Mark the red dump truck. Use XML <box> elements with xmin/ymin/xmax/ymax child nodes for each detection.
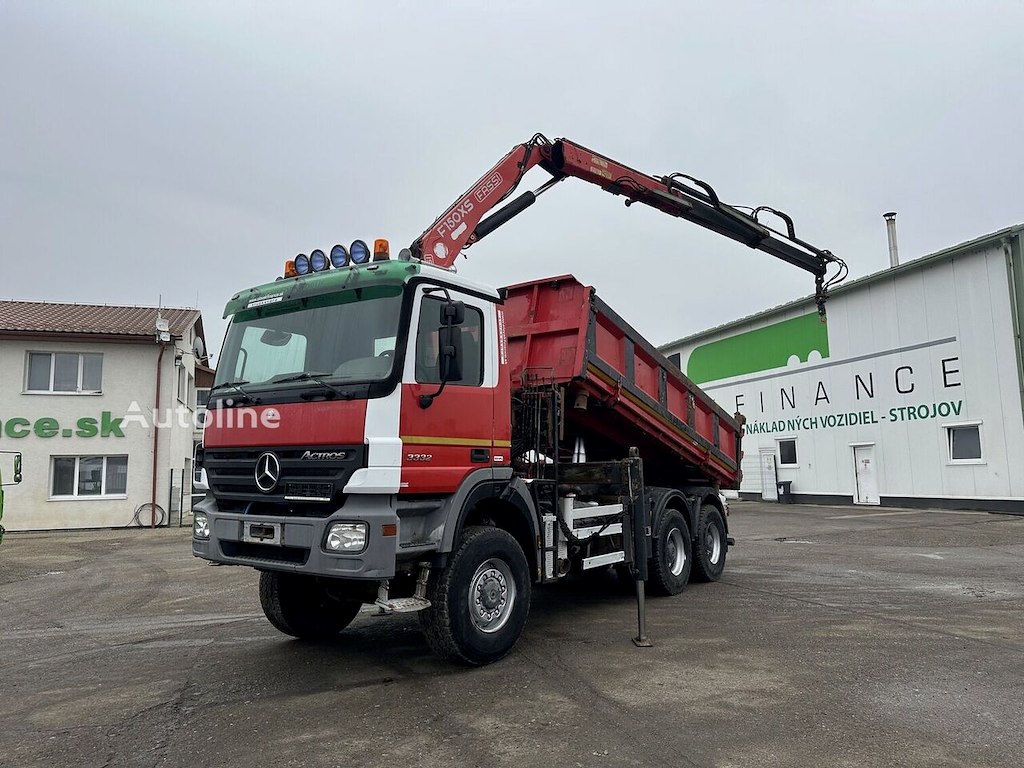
<box><xmin>193</xmin><ymin>134</ymin><xmax>844</xmax><ymax>663</ymax></box>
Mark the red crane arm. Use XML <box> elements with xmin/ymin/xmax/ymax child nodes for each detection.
<box><xmin>410</xmin><ymin>134</ymin><xmax>847</xmax><ymax>314</ymax></box>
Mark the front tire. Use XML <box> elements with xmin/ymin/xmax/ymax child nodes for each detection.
<box><xmin>420</xmin><ymin>526</ymin><xmax>531</xmax><ymax>665</ymax></box>
<box><xmin>649</xmin><ymin>509</ymin><xmax>692</xmax><ymax>595</ymax></box>
<box><xmin>691</xmin><ymin>504</ymin><xmax>727</xmax><ymax>582</ymax></box>
<box><xmin>259</xmin><ymin>571</ymin><xmax>361</xmax><ymax>640</ymax></box>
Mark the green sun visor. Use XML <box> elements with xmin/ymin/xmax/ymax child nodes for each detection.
<box><xmin>223</xmin><ymin>261</ymin><xmax>421</xmax><ymax>319</ymax></box>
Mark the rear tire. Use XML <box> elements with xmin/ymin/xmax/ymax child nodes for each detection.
<box><xmin>259</xmin><ymin>571</ymin><xmax>361</xmax><ymax>640</ymax></box>
<box><xmin>649</xmin><ymin>509</ymin><xmax>692</xmax><ymax>595</ymax></box>
<box><xmin>691</xmin><ymin>504</ymin><xmax>727</xmax><ymax>582</ymax></box>
<box><xmin>420</xmin><ymin>526</ymin><xmax>531</xmax><ymax>665</ymax></box>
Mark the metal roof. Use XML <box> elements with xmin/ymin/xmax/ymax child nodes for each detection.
<box><xmin>0</xmin><ymin>301</ymin><xmax>202</xmax><ymax>339</ymax></box>
<box><xmin>659</xmin><ymin>222</ymin><xmax>1024</xmax><ymax>351</ymax></box>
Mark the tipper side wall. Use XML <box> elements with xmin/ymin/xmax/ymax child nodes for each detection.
<box><xmin>502</xmin><ymin>275</ymin><xmax>742</xmax><ymax>489</ymax></box>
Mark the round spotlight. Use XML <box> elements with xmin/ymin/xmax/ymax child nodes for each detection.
<box><xmin>294</xmin><ymin>254</ymin><xmax>311</xmax><ymax>275</ymax></box>
<box><xmin>350</xmin><ymin>239</ymin><xmax>371</xmax><ymax>264</ymax></box>
<box><xmin>330</xmin><ymin>244</ymin><xmax>350</xmax><ymax>268</ymax></box>
<box><xmin>310</xmin><ymin>249</ymin><xmax>328</xmax><ymax>272</ymax></box>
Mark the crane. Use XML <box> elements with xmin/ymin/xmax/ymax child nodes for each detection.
<box><xmin>410</xmin><ymin>133</ymin><xmax>847</xmax><ymax>317</ymax></box>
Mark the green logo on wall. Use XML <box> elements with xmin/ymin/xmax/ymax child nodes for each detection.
<box><xmin>0</xmin><ymin>412</ymin><xmax>125</xmax><ymax>439</ymax></box>
<box><xmin>687</xmin><ymin>312</ymin><xmax>829</xmax><ymax>385</ymax></box>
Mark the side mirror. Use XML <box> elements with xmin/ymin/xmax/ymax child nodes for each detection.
<box><xmin>13</xmin><ymin>454</ymin><xmax>21</xmax><ymax>484</ymax></box>
<box><xmin>439</xmin><ymin>300</ymin><xmax>465</xmax><ymax>326</ymax></box>
<box><xmin>437</xmin><ymin>325</ymin><xmax>463</xmax><ymax>383</ymax></box>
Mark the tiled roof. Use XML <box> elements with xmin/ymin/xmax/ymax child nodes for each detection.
<box><xmin>0</xmin><ymin>301</ymin><xmax>201</xmax><ymax>338</ymax></box>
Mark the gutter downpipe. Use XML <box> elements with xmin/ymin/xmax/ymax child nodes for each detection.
<box><xmin>152</xmin><ymin>342</ymin><xmax>167</xmax><ymax>528</ymax></box>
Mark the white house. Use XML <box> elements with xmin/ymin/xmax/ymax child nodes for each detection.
<box><xmin>0</xmin><ymin>302</ymin><xmax>208</xmax><ymax>530</ymax></box>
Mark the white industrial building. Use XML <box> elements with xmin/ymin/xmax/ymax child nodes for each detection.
<box><xmin>661</xmin><ymin>223</ymin><xmax>1024</xmax><ymax>513</ymax></box>
<box><xmin>0</xmin><ymin>302</ymin><xmax>209</xmax><ymax>530</ymax></box>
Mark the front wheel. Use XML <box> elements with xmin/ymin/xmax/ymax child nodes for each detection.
<box><xmin>691</xmin><ymin>504</ymin><xmax>727</xmax><ymax>582</ymax></box>
<box><xmin>259</xmin><ymin>571</ymin><xmax>361</xmax><ymax>640</ymax></box>
<box><xmin>420</xmin><ymin>526</ymin><xmax>531</xmax><ymax>665</ymax></box>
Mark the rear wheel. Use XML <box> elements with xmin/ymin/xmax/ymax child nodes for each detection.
<box><xmin>420</xmin><ymin>526</ymin><xmax>531</xmax><ymax>665</ymax></box>
<box><xmin>691</xmin><ymin>504</ymin><xmax>727</xmax><ymax>582</ymax></box>
<box><xmin>259</xmin><ymin>571</ymin><xmax>361</xmax><ymax>640</ymax></box>
<box><xmin>649</xmin><ymin>509</ymin><xmax>692</xmax><ymax>595</ymax></box>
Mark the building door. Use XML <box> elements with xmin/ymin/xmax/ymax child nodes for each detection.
<box><xmin>760</xmin><ymin>449</ymin><xmax>778</xmax><ymax>501</ymax></box>
<box><xmin>853</xmin><ymin>444</ymin><xmax>880</xmax><ymax>505</ymax></box>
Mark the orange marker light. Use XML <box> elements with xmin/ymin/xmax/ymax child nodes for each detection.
<box><xmin>284</xmin><ymin>259</ymin><xmax>298</xmax><ymax>278</ymax></box>
<box><xmin>373</xmin><ymin>239</ymin><xmax>390</xmax><ymax>261</ymax></box>
<box><xmin>381</xmin><ymin>523</ymin><xmax>397</xmax><ymax>537</ymax></box>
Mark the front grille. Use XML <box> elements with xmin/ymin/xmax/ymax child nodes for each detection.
<box><xmin>204</xmin><ymin>445</ymin><xmax>365</xmax><ymax>510</ymax></box>
<box><xmin>220</xmin><ymin>540</ymin><xmax>310</xmax><ymax>565</ymax></box>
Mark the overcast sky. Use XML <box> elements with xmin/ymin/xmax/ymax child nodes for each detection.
<box><xmin>3</xmin><ymin>1</ymin><xmax>1023</xmax><ymax>361</ymax></box>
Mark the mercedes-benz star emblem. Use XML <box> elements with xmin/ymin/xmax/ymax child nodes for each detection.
<box><xmin>254</xmin><ymin>452</ymin><xmax>280</xmax><ymax>493</ymax></box>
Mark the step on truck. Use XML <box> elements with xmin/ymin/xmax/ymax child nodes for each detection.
<box><xmin>193</xmin><ymin>134</ymin><xmax>846</xmax><ymax>664</ymax></box>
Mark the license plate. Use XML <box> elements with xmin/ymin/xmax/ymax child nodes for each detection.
<box><xmin>243</xmin><ymin>521</ymin><xmax>281</xmax><ymax>545</ymax></box>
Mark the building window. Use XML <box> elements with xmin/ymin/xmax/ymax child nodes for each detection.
<box><xmin>177</xmin><ymin>366</ymin><xmax>192</xmax><ymax>407</ymax></box>
<box><xmin>946</xmin><ymin>423</ymin><xmax>982</xmax><ymax>463</ymax></box>
<box><xmin>777</xmin><ymin>438</ymin><xmax>798</xmax><ymax>467</ymax></box>
<box><xmin>51</xmin><ymin>456</ymin><xmax>128</xmax><ymax>498</ymax></box>
<box><xmin>26</xmin><ymin>352</ymin><xmax>103</xmax><ymax>394</ymax></box>
<box><xmin>196</xmin><ymin>387</ymin><xmax>210</xmax><ymax>427</ymax></box>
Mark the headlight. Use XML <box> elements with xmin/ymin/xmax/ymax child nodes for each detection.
<box><xmin>193</xmin><ymin>512</ymin><xmax>210</xmax><ymax>539</ymax></box>
<box><xmin>325</xmin><ymin>522</ymin><xmax>368</xmax><ymax>552</ymax></box>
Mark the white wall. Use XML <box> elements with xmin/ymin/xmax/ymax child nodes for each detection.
<box><xmin>0</xmin><ymin>333</ymin><xmax>200</xmax><ymax>530</ymax></box>
<box><xmin>663</xmin><ymin>240</ymin><xmax>1024</xmax><ymax>505</ymax></box>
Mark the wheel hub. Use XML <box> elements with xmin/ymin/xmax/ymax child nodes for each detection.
<box><xmin>469</xmin><ymin>558</ymin><xmax>516</xmax><ymax>634</ymax></box>
<box><xmin>667</xmin><ymin>527</ymin><xmax>686</xmax><ymax>576</ymax></box>
<box><xmin>704</xmin><ymin>523</ymin><xmax>722</xmax><ymax>563</ymax></box>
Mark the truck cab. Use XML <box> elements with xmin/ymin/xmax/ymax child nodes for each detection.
<box><xmin>194</xmin><ymin>258</ymin><xmax>512</xmax><ymax>582</ymax></box>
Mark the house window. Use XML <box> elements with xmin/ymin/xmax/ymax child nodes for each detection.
<box><xmin>50</xmin><ymin>456</ymin><xmax>128</xmax><ymax>498</ymax></box>
<box><xmin>946</xmin><ymin>423</ymin><xmax>982</xmax><ymax>463</ymax></box>
<box><xmin>777</xmin><ymin>438</ymin><xmax>798</xmax><ymax>467</ymax></box>
<box><xmin>26</xmin><ymin>352</ymin><xmax>103</xmax><ymax>393</ymax></box>
<box><xmin>196</xmin><ymin>388</ymin><xmax>210</xmax><ymax>427</ymax></box>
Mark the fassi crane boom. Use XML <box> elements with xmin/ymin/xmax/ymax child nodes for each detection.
<box><xmin>410</xmin><ymin>134</ymin><xmax>847</xmax><ymax>317</ymax></box>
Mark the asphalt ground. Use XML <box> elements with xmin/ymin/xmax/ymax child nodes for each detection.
<box><xmin>1</xmin><ymin>501</ymin><xmax>1022</xmax><ymax>768</ymax></box>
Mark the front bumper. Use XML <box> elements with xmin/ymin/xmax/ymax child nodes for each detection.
<box><xmin>191</xmin><ymin>495</ymin><xmax>399</xmax><ymax>579</ymax></box>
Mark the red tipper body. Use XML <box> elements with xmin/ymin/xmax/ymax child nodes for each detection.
<box><xmin>502</xmin><ymin>275</ymin><xmax>742</xmax><ymax>489</ymax></box>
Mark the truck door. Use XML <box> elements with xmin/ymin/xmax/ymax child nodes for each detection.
<box><xmin>399</xmin><ymin>287</ymin><xmax>498</xmax><ymax>494</ymax></box>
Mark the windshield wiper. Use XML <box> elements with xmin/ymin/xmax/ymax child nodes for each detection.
<box><xmin>210</xmin><ymin>380</ymin><xmax>260</xmax><ymax>404</ymax></box>
<box><xmin>271</xmin><ymin>372</ymin><xmax>354</xmax><ymax>400</ymax></box>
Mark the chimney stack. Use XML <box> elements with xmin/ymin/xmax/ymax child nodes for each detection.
<box><xmin>883</xmin><ymin>212</ymin><xmax>899</xmax><ymax>268</ymax></box>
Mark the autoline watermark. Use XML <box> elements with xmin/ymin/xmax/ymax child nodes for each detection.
<box><xmin>122</xmin><ymin>402</ymin><xmax>281</xmax><ymax>431</ymax></box>
<box><xmin>0</xmin><ymin>404</ymin><xmax>280</xmax><ymax>439</ymax></box>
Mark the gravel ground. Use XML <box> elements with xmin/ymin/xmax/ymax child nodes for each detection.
<box><xmin>1</xmin><ymin>501</ymin><xmax>1021</xmax><ymax>768</ymax></box>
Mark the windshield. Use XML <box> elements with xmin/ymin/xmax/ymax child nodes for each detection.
<box><xmin>215</xmin><ymin>286</ymin><xmax>404</xmax><ymax>390</ymax></box>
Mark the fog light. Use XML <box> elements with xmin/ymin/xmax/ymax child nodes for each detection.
<box><xmin>193</xmin><ymin>512</ymin><xmax>210</xmax><ymax>539</ymax></box>
<box><xmin>326</xmin><ymin>522</ymin><xmax>368</xmax><ymax>552</ymax></box>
